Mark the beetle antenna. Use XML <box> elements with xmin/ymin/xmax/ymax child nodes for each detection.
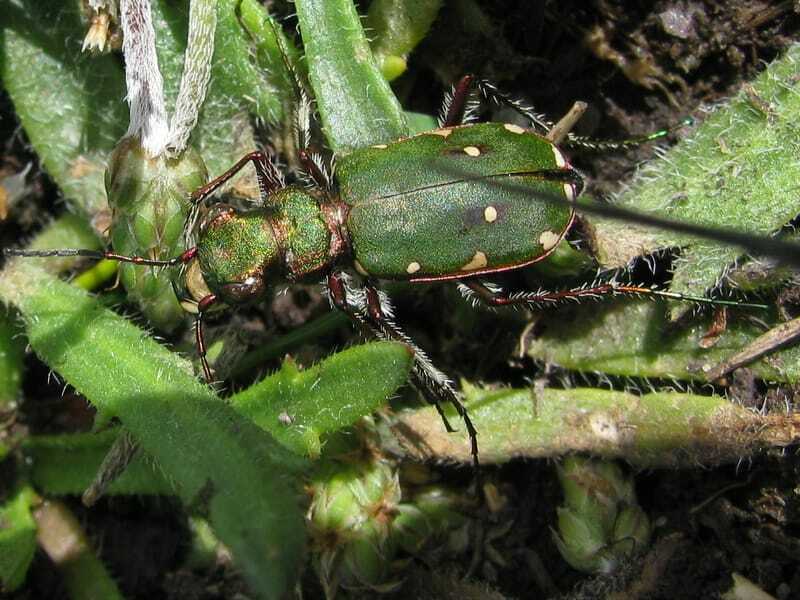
<box><xmin>3</xmin><ymin>246</ymin><xmax>198</xmax><ymax>267</ymax></box>
<box><xmin>565</xmin><ymin>117</ymin><xmax>695</xmax><ymax>151</ymax></box>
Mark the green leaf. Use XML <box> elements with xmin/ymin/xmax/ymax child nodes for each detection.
<box><xmin>0</xmin><ymin>486</ymin><xmax>37</xmax><ymax>592</ymax></box>
<box><xmin>365</xmin><ymin>0</ymin><xmax>443</xmax><ymax>82</ymax></box>
<box><xmin>405</xmin><ymin>111</ymin><xmax>439</xmax><ymax>135</ymax></box>
<box><xmin>396</xmin><ymin>383</ymin><xmax>800</xmax><ymax>467</ymax></box>
<box><xmin>0</xmin><ymin>262</ymin><xmax>306</xmax><ymax>599</ymax></box>
<box><xmin>233</xmin><ymin>0</ymin><xmax>299</xmax><ymax>124</ymax></box>
<box><xmin>1</xmin><ymin>0</ymin><xmax>127</xmax><ymax>217</ymax></box>
<box><xmin>0</xmin><ymin>312</ymin><xmax>24</xmax><ymax>409</ymax></box>
<box><xmin>231</xmin><ymin>342</ymin><xmax>414</xmax><ymax>457</ymax></box>
<box><xmin>1</xmin><ymin>0</ymin><xmax>293</xmax><ymax>222</ymax></box>
<box><xmin>295</xmin><ymin>0</ymin><xmax>409</xmax><ymax>153</ymax></box>
<box><xmin>23</xmin><ymin>430</ymin><xmax>173</xmax><ymax>497</ymax></box>
<box><xmin>527</xmin><ymin>299</ymin><xmax>800</xmax><ymax>382</ymax></box>
<box><xmin>591</xmin><ymin>43</ymin><xmax>800</xmax><ymax>314</ymax></box>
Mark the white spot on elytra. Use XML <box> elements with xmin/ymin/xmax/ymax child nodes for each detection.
<box><xmin>463</xmin><ymin>146</ymin><xmax>481</xmax><ymax>157</ymax></box>
<box><xmin>354</xmin><ymin>260</ymin><xmax>369</xmax><ymax>276</ymax></box>
<box><xmin>460</xmin><ymin>251</ymin><xmax>488</xmax><ymax>271</ymax></box>
<box><xmin>406</xmin><ymin>261</ymin><xmax>421</xmax><ymax>274</ymax></box>
<box><xmin>563</xmin><ymin>182</ymin><xmax>576</xmax><ymax>202</ymax></box>
<box><xmin>552</xmin><ymin>145</ymin><xmax>567</xmax><ymax>168</ymax></box>
<box><xmin>539</xmin><ymin>230</ymin><xmax>560</xmax><ymax>252</ymax></box>
<box><xmin>504</xmin><ymin>123</ymin><xmax>525</xmax><ymax>134</ymax></box>
<box><xmin>371</xmin><ymin>144</ymin><xmax>388</xmax><ymax>149</ymax></box>
<box><xmin>484</xmin><ymin>206</ymin><xmax>498</xmax><ymax>223</ymax></box>
<box><xmin>429</xmin><ymin>128</ymin><xmax>452</xmax><ymax>138</ymax></box>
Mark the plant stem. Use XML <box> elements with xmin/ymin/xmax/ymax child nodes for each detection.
<box><xmin>396</xmin><ymin>385</ymin><xmax>800</xmax><ymax>467</ymax></box>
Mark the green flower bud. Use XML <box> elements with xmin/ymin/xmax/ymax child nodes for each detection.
<box><xmin>308</xmin><ymin>459</ymin><xmax>402</xmax><ymax>591</ymax></box>
<box><xmin>611</xmin><ymin>504</ymin><xmax>651</xmax><ymax>555</ymax></box>
<box><xmin>554</xmin><ymin>456</ymin><xmax>652</xmax><ymax>574</ymax></box>
<box><xmin>106</xmin><ymin>137</ymin><xmax>207</xmax><ymax>331</ymax></box>
<box><xmin>553</xmin><ymin>506</ymin><xmax>611</xmax><ymax>573</ymax></box>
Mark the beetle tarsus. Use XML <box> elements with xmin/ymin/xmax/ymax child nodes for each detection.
<box><xmin>195</xmin><ymin>294</ymin><xmax>218</xmax><ymax>382</ymax></box>
<box><xmin>190</xmin><ymin>150</ymin><xmax>285</xmax><ymax>206</ymax></box>
<box><xmin>327</xmin><ymin>271</ymin><xmax>481</xmax><ymax>472</ymax></box>
<box><xmin>462</xmin><ymin>278</ymin><xmax>766</xmax><ymax>310</ymax></box>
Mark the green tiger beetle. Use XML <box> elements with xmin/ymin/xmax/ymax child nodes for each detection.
<box><xmin>4</xmin><ymin>75</ymin><xmax>777</xmax><ymax>468</ymax></box>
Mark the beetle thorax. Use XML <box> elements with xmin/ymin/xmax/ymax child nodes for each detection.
<box><xmin>196</xmin><ymin>204</ymin><xmax>281</xmax><ymax>304</ymax></box>
<box><xmin>196</xmin><ymin>187</ymin><xmax>342</xmax><ymax>305</ymax></box>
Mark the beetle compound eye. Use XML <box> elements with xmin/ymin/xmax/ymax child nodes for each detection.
<box><xmin>221</xmin><ymin>276</ymin><xmax>267</xmax><ymax>304</ymax></box>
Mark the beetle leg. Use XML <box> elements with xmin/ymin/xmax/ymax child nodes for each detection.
<box><xmin>476</xmin><ymin>79</ymin><xmax>588</xmax><ymax>141</ymax></box>
<box><xmin>298</xmin><ymin>149</ymin><xmax>333</xmax><ymax>190</ymax></box>
<box><xmin>327</xmin><ymin>272</ymin><xmax>481</xmax><ymax>469</ymax></box>
<box><xmin>362</xmin><ymin>285</ymin><xmax>480</xmax><ymax>469</ymax></box>
<box><xmin>190</xmin><ymin>150</ymin><xmax>285</xmax><ymax>206</ymax></box>
<box><xmin>440</xmin><ymin>74</ymin><xmax>477</xmax><ymax>127</ymax></box>
<box><xmin>545</xmin><ymin>101</ymin><xmax>588</xmax><ymax>145</ymax></box>
<box><xmin>327</xmin><ymin>272</ymin><xmax>454</xmax><ymax>429</ymax></box>
<box><xmin>473</xmin><ymin>79</ymin><xmax>689</xmax><ymax>151</ymax></box>
<box><xmin>474</xmin><ymin>79</ymin><xmax>553</xmax><ymax>133</ymax></box>
<box><xmin>293</xmin><ymin>88</ymin><xmax>334</xmax><ymax>191</ymax></box>
<box><xmin>460</xmin><ymin>278</ymin><xmax>766</xmax><ymax>310</ymax></box>
<box><xmin>563</xmin><ymin>117</ymin><xmax>694</xmax><ymax>152</ymax></box>
<box><xmin>195</xmin><ymin>294</ymin><xmax>219</xmax><ymax>382</ymax></box>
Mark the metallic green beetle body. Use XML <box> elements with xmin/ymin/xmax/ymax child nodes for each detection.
<box><xmin>339</xmin><ymin>122</ymin><xmax>577</xmax><ymax>282</ymax></box>
<box><xmin>197</xmin><ymin>187</ymin><xmax>333</xmax><ymax>301</ymax></box>
<box><xmin>195</xmin><ymin>122</ymin><xmax>579</xmax><ymax>305</ymax></box>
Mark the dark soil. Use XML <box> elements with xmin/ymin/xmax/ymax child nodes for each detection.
<box><xmin>3</xmin><ymin>1</ymin><xmax>799</xmax><ymax>599</ymax></box>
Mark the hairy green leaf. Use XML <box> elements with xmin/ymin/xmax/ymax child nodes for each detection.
<box><xmin>0</xmin><ymin>486</ymin><xmax>37</xmax><ymax>592</ymax></box>
<box><xmin>231</xmin><ymin>341</ymin><xmax>414</xmax><ymax>457</ymax></box>
<box><xmin>295</xmin><ymin>0</ymin><xmax>409</xmax><ymax>153</ymax></box>
<box><xmin>592</xmin><ymin>43</ymin><xmax>800</xmax><ymax>315</ymax></box>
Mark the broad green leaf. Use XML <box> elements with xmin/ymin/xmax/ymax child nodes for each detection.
<box><xmin>0</xmin><ymin>261</ymin><xmax>306</xmax><ymax>599</ymax></box>
<box><xmin>23</xmin><ymin>430</ymin><xmax>173</xmax><ymax>497</ymax></box>
<box><xmin>527</xmin><ymin>299</ymin><xmax>800</xmax><ymax>382</ymax></box>
<box><xmin>295</xmin><ymin>0</ymin><xmax>409</xmax><ymax>153</ymax></box>
<box><xmin>231</xmin><ymin>342</ymin><xmax>414</xmax><ymax>457</ymax></box>
<box><xmin>1</xmin><ymin>0</ymin><xmax>126</xmax><ymax>217</ymax></box>
<box><xmin>591</xmin><ymin>43</ymin><xmax>800</xmax><ymax>315</ymax></box>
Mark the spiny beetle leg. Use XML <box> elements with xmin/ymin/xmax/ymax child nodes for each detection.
<box><xmin>474</xmin><ymin>79</ymin><xmax>552</xmax><ymax>133</ymax></box>
<box><xmin>298</xmin><ymin>149</ymin><xmax>332</xmax><ymax>190</ymax></box>
<box><xmin>461</xmin><ymin>278</ymin><xmax>767</xmax><ymax>310</ymax></box>
<box><xmin>361</xmin><ymin>285</ymin><xmax>455</xmax><ymax>432</ymax></box>
<box><xmin>327</xmin><ymin>272</ymin><xmax>480</xmax><ymax>469</ymax></box>
<box><xmin>564</xmin><ymin>117</ymin><xmax>694</xmax><ymax>152</ymax></box>
<box><xmin>361</xmin><ymin>285</ymin><xmax>480</xmax><ymax>471</ymax></box>
<box><xmin>440</xmin><ymin>74</ymin><xmax>476</xmax><ymax>127</ymax></box>
<box><xmin>189</xmin><ymin>150</ymin><xmax>285</xmax><ymax>205</ymax></box>
<box><xmin>473</xmin><ymin>78</ymin><xmax>689</xmax><ymax>151</ymax></box>
<box><xmin>545</xmin><ymin>101</ymin><xmax>588</xmax><ymax>145</ymax></box>
<box><xmin>195</xmin><ymin>293</ymin><xmax>218</xmax><ymax>382</ymax></box>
